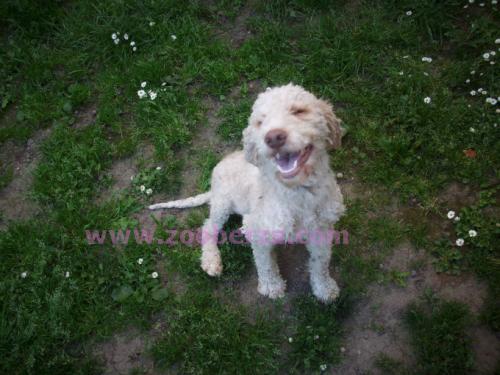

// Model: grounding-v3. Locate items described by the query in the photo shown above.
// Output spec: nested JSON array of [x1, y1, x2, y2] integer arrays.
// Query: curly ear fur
[[318, 99, 342, 150], [242, 126, 258, 165]]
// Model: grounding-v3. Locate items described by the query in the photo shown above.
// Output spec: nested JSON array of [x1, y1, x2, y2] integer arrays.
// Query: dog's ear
[[318, 99, 342, 150], [242, 126, 258, 165]]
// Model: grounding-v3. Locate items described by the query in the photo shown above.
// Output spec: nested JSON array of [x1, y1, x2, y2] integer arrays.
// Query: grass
[[0, 0, 499, 374]]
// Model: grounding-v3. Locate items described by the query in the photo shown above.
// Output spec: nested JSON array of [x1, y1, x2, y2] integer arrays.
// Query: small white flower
[[491, 61, 495, 65], [469, 230, 477, 237], [483, 52, 490, 59], [406, 10, 413, 16], [320, 364, 327, 371], [149, 91, 157, 100], [470, 90, 477, 96], [496, 38, 500, 44], [156, 166, 162, 170], [314, 335, 320, 340], [130, 41, 136, 46], [124, 33, 129, 40], [470, 127, 476, 133], [480, 2, 485, 6], [486, 98, 498, 105], [465, 79, 470, 83], [423, 72, 429, 76], [21, 271, 28, 278], [65, 271, 70, 278], [149, 21, 155, 26], [456, 238, 465, 246], [161, 82, 166, 86], [137, 258, 144, 265], [469, 0, 475, 3], [171, 34, 177, 40], [470, 70, 475, 74], [422, 56, 433, 63], [130, 175, 134, 181], [424, 97, 431, 104], [478, 88, 483, 92], [132, 46, 137, 52], [402, 55, 409, 59], [141, 81, 147, 88], [111, 33, 118, 40], [447, 210, 456, 219], [146, 188, 153, 195], [340, 347, 346, 353], [493, 0, 498, 4], [454, 216, 460, 222], [399, 71, 404, 75], [113, 38, 120, 45], [151, 271, 159, 278], [288, 337, 293, 343], [336, 172, 344, 178], [140, 185, 146, 192], [491, 51, 496, 56], [137, 90, 147, 99], [482, 90, 488, 95], [464, 4, 469, 7]]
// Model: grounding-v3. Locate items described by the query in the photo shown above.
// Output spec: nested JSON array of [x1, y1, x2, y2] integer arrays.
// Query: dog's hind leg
[[200, 200, 232, 276]]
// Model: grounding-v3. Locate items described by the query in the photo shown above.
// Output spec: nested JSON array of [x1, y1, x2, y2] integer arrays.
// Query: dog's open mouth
[[275, 144, 313, 179]]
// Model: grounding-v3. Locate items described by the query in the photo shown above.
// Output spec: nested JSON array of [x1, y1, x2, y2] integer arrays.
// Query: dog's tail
[[148, 192, 211, 210]]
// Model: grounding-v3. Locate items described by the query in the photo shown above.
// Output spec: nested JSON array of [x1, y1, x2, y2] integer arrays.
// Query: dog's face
[[243, 84, 342, 186]]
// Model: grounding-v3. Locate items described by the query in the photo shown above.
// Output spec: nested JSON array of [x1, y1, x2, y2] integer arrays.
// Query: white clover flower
[[470, 127, 476, 132], [111, 33, 118, 40], [146, 188, 153, 195], [171, 34, 177, 40], [288, 337, 293, 343], [447, 210, 455, 219], [140, 185, 146, 192], [149, 91, 157, 100], [424, 97, 431, 104], [65, 271, 70, 278], [151, 271, 159, 278], [422, 56, 432, 63], [132, 46, 137, 52], [465, 79, 470, 83], [454, 216, 460, 222], [156, 166, 162, 170], [113, 38, 120, 45], [21, 271, 28, 278], [141, 81, 147, 88], [137, 90, 147, 99], [406, 10, 412, 16], [469, 230, 477, 237], [130, 41, 136, 46], [470, 90, 477, 96], [320, 364, 327, 371], [149, 21, 155, 26], [124, 33, 129, 40], [456, 238, 465, 246], [137, 258, 144, 265]]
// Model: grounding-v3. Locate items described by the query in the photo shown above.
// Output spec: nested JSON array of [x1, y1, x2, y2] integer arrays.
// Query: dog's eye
[[291, 107, 309, 116]]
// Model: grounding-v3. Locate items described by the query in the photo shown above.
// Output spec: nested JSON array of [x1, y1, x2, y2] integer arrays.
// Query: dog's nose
[[265, 129, 287, 149]]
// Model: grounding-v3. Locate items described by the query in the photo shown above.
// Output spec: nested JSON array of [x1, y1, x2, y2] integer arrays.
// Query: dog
[[150, 83, 345, 302]]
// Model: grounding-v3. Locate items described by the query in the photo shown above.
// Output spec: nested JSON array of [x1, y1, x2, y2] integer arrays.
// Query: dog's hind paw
[[258, 278, 286, 299]]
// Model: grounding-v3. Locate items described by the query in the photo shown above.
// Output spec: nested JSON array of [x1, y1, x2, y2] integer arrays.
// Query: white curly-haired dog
[[150, 83, 345, 302]]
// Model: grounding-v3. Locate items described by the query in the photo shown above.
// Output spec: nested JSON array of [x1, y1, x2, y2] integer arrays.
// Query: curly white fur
[[150, 83, 345, 303]]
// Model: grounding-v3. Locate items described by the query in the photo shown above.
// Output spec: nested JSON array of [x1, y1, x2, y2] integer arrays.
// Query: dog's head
[[243, 84, 342, 186]]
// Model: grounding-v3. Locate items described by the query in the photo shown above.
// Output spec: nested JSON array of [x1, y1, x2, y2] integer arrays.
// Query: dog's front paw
[[201, 246, 223, 277], [312, 277, 340, 303], [257, 278, 286, 299]]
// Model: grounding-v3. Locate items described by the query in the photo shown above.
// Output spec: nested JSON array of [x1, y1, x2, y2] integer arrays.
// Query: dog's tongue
[[276, 152, 300, 173]]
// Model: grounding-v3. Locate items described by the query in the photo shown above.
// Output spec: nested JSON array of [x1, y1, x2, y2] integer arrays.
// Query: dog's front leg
[[252, 243, 286, 299], [306, 242, 340, 303]]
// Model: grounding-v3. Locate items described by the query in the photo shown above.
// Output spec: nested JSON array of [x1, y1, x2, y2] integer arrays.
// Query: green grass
[[0, 0, 499, 374], [405, 294, 474, 375]]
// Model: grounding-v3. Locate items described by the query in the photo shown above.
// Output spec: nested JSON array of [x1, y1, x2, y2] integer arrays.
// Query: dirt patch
[[94, 328, 166, 375], [0, 127, 51, 229], [214, 1, 255, 48], [72, 102, 97, 129], [332, 242, 494, 375]]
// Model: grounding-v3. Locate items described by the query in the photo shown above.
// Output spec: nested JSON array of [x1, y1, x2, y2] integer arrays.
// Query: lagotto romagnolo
[[150, 84, 346, 302]]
